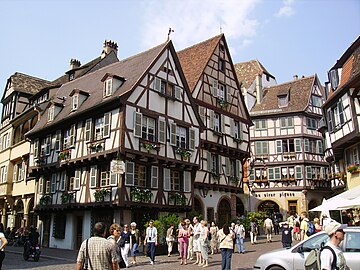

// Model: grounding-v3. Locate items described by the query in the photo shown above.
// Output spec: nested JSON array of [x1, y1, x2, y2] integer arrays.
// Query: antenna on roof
[[167, 28, 174, 41]]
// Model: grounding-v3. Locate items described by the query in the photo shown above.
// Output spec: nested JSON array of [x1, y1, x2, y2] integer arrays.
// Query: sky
[[0, 0, 359, 97]]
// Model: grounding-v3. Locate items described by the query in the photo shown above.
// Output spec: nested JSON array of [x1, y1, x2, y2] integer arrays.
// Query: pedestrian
[[107, 223, 126, 269], [217, 223, 235, 270], [320, 220, 350, 270], [177, 221, 190, 265], [293, 215, 301, 240], [76, 222, 117, 270], [272, 212, 280, 235], [263, 216, 274, 243], [300, 212, 309, 240], [185, 219, 194, 261], [209, 221, 219, 255], [144, 220, 158, 265], [192, 216, 202, 265], [230, 223, 236, 250], [249, 218, 258, 245], [313, 218, 322, 233], [0, 223, 8, 270], [119, 224, 131, 268], [234, 220, 245, 254], [166, 224, 175, 257], [287, 213, 295, 240], [199, 220, 209, 267], [130, 222, 141, 265], [280, 222, 292, 248]]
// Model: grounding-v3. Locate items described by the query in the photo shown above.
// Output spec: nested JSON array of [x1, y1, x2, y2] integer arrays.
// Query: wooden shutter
[[85, 119, 92, 142], [163, 168, 170, 191], [90, 166, 97, 188], [151, 166, 158, 188], [39, 177, 44, 194], [226, 86, 231, 102], [316, 140, 323, 154], [221, 114, 225, 133], [183, 171, 191, 192], [133, 112, 142, 138], [295, 166, 302, 179], [170, 122, 177, 146], [288, 117, 293, 127], [13, 164, 18, 182], [125, 162, 134, 186], [235, 160, 241, 179], [199, 106, 206, 125], [74, 169, 81, 190], [306, 166, 312, 179], [230, 119, 235, 137], [70, 124, 76, 147], [207, 151, 212, 172], [276, 140, 282, 154], [109, 171, 117, 186], [153, 77, 161, 92], [189, 128, 195, 150], [34, 139, 39, 158], [60, 172, 66, 191], [295, 139, 302, 152], [263, 142, 269, 155], [212, 80, 218, 97], [304, 139, 310, 152], [103, 112, 111, 137], [51, 174, 57, 193], [209, 110, 214, 130], [55, 130, 61, 151], [225, 157, 230, 176], [174, 86, 181, 100], [46, 135, 51, 155], [158, 118, 166, 144], [268, 168, 274, 181], [274, 167, 281, 180]]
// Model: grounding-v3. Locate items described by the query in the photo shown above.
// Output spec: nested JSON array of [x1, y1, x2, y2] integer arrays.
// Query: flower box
[[61, 192, 74, 203], [347, 164, 359, 173], [175, 147, 192, 160], [130, 187, 153, 203], [168, 192, 187, 205], [59, 149, 71, 161], [94, 188, 111, 202], [39, 195, 51, 206], [142, 141, 159, 152]]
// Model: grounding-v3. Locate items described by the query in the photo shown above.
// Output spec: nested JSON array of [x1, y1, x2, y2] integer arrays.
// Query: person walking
[[230, 223, 236, 251], [217, 224, 235, 270], [280, 222, 292, 248], [249, 218, 258, 245], [177, 221, 190, 265], [76, 222, 117, 270], [144, 220, 158, 265], [300, 212, 309, 241], [192, 216, 202, 265], [209, 221, 219, 255], [320, 220, 350, 270], [129, 222, 141, 265], [263, 216, 274, 243], [293, 215, 301, 240], [199, 220, 209, 267], [234, 221, 245, 254], [185, 219, 194, 261], [119, 224, 131, 268], [0, 223, 8, 270], [166, 224, 175, 257], [107, 223, 126, 269]]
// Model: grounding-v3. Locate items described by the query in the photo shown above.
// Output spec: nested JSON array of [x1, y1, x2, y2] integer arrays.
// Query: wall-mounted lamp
[[199, 186, 209, 198]]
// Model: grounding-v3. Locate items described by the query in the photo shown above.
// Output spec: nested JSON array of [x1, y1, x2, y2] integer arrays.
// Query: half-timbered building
[[178, 34, 252, 225], [321, 36, 360, 190], [26, 40, 201, 249], [246, 75, 333, 216]]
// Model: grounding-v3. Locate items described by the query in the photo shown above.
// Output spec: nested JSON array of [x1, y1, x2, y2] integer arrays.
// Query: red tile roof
[[234, 60, 275, 89], [7, 72, 53, 95]]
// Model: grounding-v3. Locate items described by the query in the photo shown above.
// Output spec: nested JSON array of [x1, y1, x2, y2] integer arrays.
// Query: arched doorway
[[218, 198, 231, 227], [27, 198, 38, 228], [15, 200, 24, 228], [236, 197, 245, 217], [258, 200, 279, 216]]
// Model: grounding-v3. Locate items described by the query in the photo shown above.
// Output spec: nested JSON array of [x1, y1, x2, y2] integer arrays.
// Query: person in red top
[[178, 221, 190, 265]]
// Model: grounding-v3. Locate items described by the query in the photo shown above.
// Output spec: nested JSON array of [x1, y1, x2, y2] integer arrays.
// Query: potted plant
[[229, 176, 239, 186], [218, 97, 228, 108], [59, 149, 70, 161], [94, 188, 111, 202], [143, 141, 158, 152], [61, 192, 74, 203], [39, 195, 51, 206], [347, 164, 359, 173], [130, 187, 153, 203], [168, 192, 187, 205]]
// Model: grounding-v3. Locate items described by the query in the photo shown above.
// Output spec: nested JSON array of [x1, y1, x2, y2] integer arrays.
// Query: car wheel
[[268, 266, 285, 270]]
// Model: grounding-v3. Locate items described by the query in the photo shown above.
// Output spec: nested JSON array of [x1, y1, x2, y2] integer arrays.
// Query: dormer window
[[104, 79, 113, 97], [72, 94, 79, 111], [48, 106, 54, 122], [69, 73, 75, 81], [278, 95, 288, 107]]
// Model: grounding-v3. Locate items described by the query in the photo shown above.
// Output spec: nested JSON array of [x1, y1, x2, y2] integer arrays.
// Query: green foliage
[[94, 188, 111, 202], [187, 210, 203, 221], [144, 213, 181, 244], [232, 212, 267, 232]]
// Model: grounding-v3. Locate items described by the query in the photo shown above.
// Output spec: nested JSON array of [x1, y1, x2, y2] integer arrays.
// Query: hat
[[130, 222, 137, 227], [325, 221, 346, 235]]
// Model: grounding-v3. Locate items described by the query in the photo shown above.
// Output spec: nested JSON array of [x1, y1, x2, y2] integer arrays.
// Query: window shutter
[[320, 167, 326, 179], [55, 130, 61, 151], [51, 174, 57, 193], [174, 86, 181, 100], [189, 128, 195, 150], [255, 142, 261, 155], [263, 142, 269, 155], [90, 166, 97, 188], [39, 177, 44, 194], [199, 106, 206, 125], [183, 171, 191, 192], [85, 119, 92, 142], [74, 169, 81, 190], [109, 171, 117, 186], [249, 168, 255, 181], [133, 112, 142, 138], [34, 140, 39, 158], [268, 168, 274, 181], [226, 86, 231, 102], [239, 122, 244, 140], [158, 118, 166, 144], [327, 110, 333, 132], [304, 139, 310, 152], [60, 172, 66, 191], [235, 160, 241, 179], [207, 151, 212, 172], [230, 119, 235, 137], [125, 162, 134, 186], [288, 117, 293, 127], [209, 110, 214, 130], [212, 80, 218, 97], [13, 164, 18, 182], [221, 114, 225, 133], [295, 139, 302, 152], [70, 124, 76, 147], [153, 77, 161, 92], [280, 118, 286, 127], [274, 167, 281, 180], [163, 168, 170, 191], [170, 122, 177, 146], [225, 157, 230, 176], [295, 166, 302, 179], [151, 166, 158, 188], [46, 135, 51, 155], [103, 112, 111, 137], [306, 166, 312, 179], [276, 140, 282, 154], [316, 140, 323, 154]]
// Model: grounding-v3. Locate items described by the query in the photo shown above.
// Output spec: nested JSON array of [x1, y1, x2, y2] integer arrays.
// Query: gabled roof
[[28, 42, 168, 135], [177, 34, 223, 91], [251, 75, 318, 115], [234, 60, 275, 89]]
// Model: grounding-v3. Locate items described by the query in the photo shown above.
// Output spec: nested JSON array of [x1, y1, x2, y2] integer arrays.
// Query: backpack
[[306, 221, 315, 236], [304, 245, 338, 270], [207, 232, 212, 241]]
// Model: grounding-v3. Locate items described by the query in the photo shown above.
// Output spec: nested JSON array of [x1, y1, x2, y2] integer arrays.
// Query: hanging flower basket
[[212, 171, 220, 182], [217, 97, 228, 108], [59, 149, 71, 160], [229, 176, 239, 185], [39, 195, 51, 206]]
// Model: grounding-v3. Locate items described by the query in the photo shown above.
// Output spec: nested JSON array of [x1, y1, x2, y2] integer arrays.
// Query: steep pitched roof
[[234, 60, 275, 89], [28, 42, 168, 134], [6, 72, 53, 96], [251, 75, 316, 115], [177, 34, 223, 91]]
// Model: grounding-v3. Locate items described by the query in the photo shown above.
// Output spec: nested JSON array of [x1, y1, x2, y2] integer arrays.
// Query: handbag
[[118, 237, 125, 247], [83, 239, 92, 270]]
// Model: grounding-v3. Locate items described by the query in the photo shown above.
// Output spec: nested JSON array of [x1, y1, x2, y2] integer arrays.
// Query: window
[[90, 166, 97, 188], [276, 139, 295, 153], [307, 117, 318, 130], [1, 133, 10, 150], [153, 77, 179, 98], [280, 117, 294, 128], [151, 166, 158, 188], [0, 166, 7, 183], [176, 126, 187, 148], [281, 167, 295, 180], [40, 136, 51, 156], [53, 213, 66, 239], [346, 146, 359, 166], [142, 116, 156, 141], [295, 139, 302, 152], [94, 113, 111, 140], [218, 83, 225, 99], [311, 95, 322, 107], [170, 170, 180, 191], [134, 164, 146, 187], [278, 95, 288, 107], [51, 174, 57, 193], [104, 79, 113, 97], [55, 131, 61, 151], [48, 106, 54, 122], [304, 138, 322, 154], [268, 167, 280, 181], [233, 120, 242, 140], [327, 102, 345, 132], [255, 120, 267, 130], [63, 124, 76, 149], [33, 139, 39, 158], [255, 141, 268, 155], [214, 112, 221, 133], [211, 154, 220, 174], [295, 166, 302, 179], [13, 162, 24, 182], [59, 172, 66, 191], [72, 94, 79, 111], [134, 113, 164, 143], [254, 168, 267, 181], [170, 123, 190, 149], [219, 59, 225, 72]]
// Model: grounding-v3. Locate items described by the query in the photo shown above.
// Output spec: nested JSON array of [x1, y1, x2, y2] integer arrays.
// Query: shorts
[[265, 227, 272, 234], [293, 227, 300, 233], [193, 236, 201, 252]]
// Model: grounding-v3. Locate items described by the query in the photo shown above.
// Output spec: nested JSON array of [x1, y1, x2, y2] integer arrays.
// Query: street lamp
[[199, 186, 209, 198]]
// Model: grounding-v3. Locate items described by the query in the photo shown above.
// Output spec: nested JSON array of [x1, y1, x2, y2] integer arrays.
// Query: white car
[[253, 227, 360, 270]]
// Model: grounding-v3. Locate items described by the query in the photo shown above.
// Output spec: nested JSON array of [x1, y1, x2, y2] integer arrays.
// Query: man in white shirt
[[192, 216, 202, 265], [320, 220, 350, 270], [234, 221, 245, 254], [144, 220, 158, 265]]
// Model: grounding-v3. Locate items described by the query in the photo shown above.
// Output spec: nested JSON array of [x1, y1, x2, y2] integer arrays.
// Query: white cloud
[[276, 0, 296, 17], [140, 0, 260, 51]]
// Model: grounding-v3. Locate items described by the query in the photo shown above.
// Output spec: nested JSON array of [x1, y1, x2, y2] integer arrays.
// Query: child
[[281, 222, 292, 248]]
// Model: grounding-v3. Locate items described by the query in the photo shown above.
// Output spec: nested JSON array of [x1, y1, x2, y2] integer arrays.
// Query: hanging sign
[[110, 160, 125, 174]]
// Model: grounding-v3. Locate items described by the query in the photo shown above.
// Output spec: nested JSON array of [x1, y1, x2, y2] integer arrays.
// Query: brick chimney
[[70, 59, 81, 70], [293, 75, 298, 81], [101, 40, 118, 59]]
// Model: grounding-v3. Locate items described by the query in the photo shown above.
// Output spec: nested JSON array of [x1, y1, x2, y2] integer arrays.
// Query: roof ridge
[[266, 75, 314, 89], [178, 34, 223, 52], [234, 59, 257, 66]]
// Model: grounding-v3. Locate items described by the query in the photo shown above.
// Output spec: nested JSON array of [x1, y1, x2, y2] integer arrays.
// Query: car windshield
[[300, 233, 329, 252]]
